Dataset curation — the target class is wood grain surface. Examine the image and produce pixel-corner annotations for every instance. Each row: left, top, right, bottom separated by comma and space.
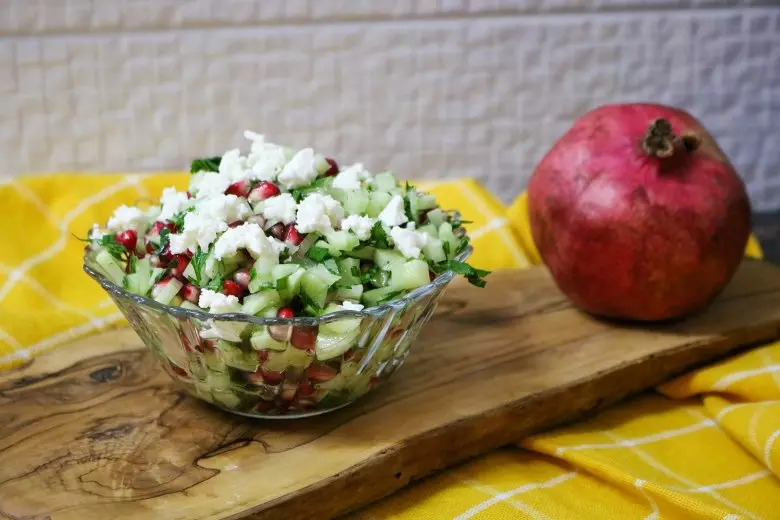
3, 261, 780, 520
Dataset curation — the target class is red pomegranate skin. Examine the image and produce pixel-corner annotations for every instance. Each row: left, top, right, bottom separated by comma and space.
528, 103, 751, 321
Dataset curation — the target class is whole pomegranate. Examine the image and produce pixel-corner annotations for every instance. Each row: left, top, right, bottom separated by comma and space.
528, 103, 751, 321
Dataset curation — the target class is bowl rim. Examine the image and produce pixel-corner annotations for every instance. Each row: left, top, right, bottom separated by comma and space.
83, 245, 471, 326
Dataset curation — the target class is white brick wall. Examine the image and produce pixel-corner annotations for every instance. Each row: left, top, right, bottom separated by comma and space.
2, 1, 779, 208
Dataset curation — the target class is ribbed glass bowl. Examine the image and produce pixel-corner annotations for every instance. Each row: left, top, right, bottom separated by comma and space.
83, 246, 469, 418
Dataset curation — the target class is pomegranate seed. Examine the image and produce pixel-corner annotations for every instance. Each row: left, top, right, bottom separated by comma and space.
152, 221, 177, 234
170, 254, 190, 278
149, 254, 163, 267
429, 270, 436, 282
267, 222, 285, 241
248, 181, 280, 202
324, 157, 339, 177
233, 268, 251, 290
343, 350, 355, 362
186, 191, 193, 199
179, 283, 200, 304
225, 180, 251, 197
228, 220, 245, 228
223, 279, 244, 298
290, 325, 318, 351
200, 339, 216, 353
246, 371, 265, 385
298, 379, 314, 396
261, 369, 284, 385
257, 350, 269, 362
306, 363, 337, 382
276, 307, 295, 319
115, 230, 137, 252
145, 241, 155, 254
284, 224, 304, 246
254, 400, 271, 412
170, 363, 188, 378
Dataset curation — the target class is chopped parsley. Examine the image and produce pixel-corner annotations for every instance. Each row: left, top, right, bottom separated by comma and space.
450, 215, 472, 228
206, 274, 224, 292
189, 248, 209, 286
190, 156, 221, 173
430, 260, 490, 288
368, 222, 390, 249
97, 234, 126, 260
170, 207, 194, 231
307, 246, 331, 263
152, 228, 171, 255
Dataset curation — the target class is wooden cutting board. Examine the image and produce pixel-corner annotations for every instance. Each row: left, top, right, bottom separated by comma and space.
3, 261, 780, 520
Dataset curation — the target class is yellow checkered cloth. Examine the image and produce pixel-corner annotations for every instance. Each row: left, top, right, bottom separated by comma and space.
2, 173, 778, 519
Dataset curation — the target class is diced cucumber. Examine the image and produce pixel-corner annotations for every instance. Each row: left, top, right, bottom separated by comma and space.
301, 271, 330, 309
374, 249, 405, 271
343, 189, 370, 215
204, 251, 221, 280
249, 256, 278, 293
272, 264, 300, 280
182, 261, 196, 282
263, 350, 289, 372
336, 284, 363, 301
320, 303, 363, 335
212, 389, 242, 409
286, 347, 314, 370
180, 301, 200, 311
346, 246, 375, 260
417, 223, 438, 238
326, 230, 359, 253
207, 370, 232, 392
391, 259, 430, 290
152, 278, 184, 305
426, 208, 446, 227
417, 194, 438, 210
373, 171, 398, 192
278, 268, 305, 302
95, 249, 126, 286
129, 257, 154, 295
315, 327, 362, 361
423, 237, 447, 263
242, 290, 281, 316
337, 257, 360, 285
123, 273, 142, 295
362, 286, 401, 306
309, 264, 341, 287
203, 350, 227, 373
367, 191, 392, 218
249, 328, 287, 351
217, 340, 259, 372
438, 222, 457, 259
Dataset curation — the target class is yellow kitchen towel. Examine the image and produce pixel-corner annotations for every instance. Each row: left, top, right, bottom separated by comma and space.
1, 172, 777, 519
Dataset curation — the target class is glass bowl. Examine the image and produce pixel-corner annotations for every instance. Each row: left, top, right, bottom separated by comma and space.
83, 244, 470, 418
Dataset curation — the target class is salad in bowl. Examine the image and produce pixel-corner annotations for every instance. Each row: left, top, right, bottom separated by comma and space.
83, 131, 488, 418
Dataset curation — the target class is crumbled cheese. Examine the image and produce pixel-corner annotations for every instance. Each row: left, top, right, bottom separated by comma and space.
377, 195, 408, 227
199, 289, 241, 312
106, 205, 148, 233
158, 186, 192, 222
219, 148, 249, 183
342, 301, 364, 311
277, 148, 318, 189
193, 172, 231, 199
198, 289, 245, 341
295, 193, 345, 235
340, 215, 375, 241
259, 193, 297, 224
168, 195, 251, 253
212, 222, 281, 262
390, 226, 429, 259
332, 163, 370, 190
88, 223, 105, 240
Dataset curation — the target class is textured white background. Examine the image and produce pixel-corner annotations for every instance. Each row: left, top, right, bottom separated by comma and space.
2, 1, 779, 208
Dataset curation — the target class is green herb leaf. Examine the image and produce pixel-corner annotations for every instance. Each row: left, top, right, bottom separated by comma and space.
369, 222, 390, 249
299, 291, 321, 316
128, 254, 138, 274
153, 228, 171, 255
450, 214, 472, 228
307, 246, 331, 263
122, 275, 130, 290
170, 207, 194, 231
206, 274, 224, 292
190, 156, 222, 173
98, 234, 126, 260
442, 240, 451, 258
350, 265, 360, 279
277, 275, 289, 291
429, 260, 490, 288
189, 248, 208, 286
456, 236, 470, 254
